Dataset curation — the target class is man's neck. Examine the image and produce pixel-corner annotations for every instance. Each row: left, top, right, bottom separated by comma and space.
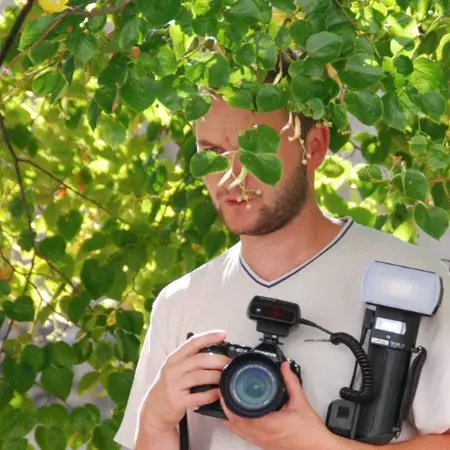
239, 202, 346, 283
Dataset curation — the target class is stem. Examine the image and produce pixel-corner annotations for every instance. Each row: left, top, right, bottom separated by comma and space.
0, 115, 34, 242
18, 157, 130, 224
429, 178, 450, 185
0, 0, 35, 67
69, 0, 132, 17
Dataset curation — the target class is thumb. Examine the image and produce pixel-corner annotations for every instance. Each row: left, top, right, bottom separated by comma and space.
281, 360, 304, 405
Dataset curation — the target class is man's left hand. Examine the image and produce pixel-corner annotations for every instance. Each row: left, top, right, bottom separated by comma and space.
220, 361, 344, 450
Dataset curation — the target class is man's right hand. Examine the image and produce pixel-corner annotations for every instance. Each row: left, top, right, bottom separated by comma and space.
138, 330, 230, 438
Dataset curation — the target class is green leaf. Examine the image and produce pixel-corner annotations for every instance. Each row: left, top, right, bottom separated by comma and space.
0, 410, 35, 440
345, 90, 383, 125
404, 170, 428, 201
119, 17, 139, 49
306, 31, 342, 63
382, 92, 410, 131
289, 58, 323, 79
81, 259, 114, 299
192, 202, 217, 233
203, 230, 227, 258
106, 370, 134, 404
29, 41, 59, 65
414, 204, 449, 240
431, 182, 450, 211
410, 135, 428, 155
101, 118, 127, 147
19, 16, 57, 50
137, 0, 181, 27
92, 420, 120, 450
322, 158, 345, 178
339, 53, 383, 89
3, 360, 35, 393
240, 150, 282, 185
236, 43, 256, 66
289, 20, 311, 48
190, 151, 229, 178
184, 94, 212, 121
255, 32, 277, 69
329, 103, 349, 130
57, 210, 83, 241
419, 92, 446, 122
409, 57, 444, 93
2, 438, 27, 450
238, 124, 280, 154
358, 165, 383, 182
95, 87, 117, 113
228, 89, 254, 110
256, 85, 287, 112
78, 371, 100, 396
296, 0, 331, 14
21, 344, 46, 373
115, 329, 140, 362
307, 97, 325, 119
205, 54, 230, 87
0, 381, 14, 410
117, 310, 144, 335
62, 55, 75, 84
394, 55, 413, 75
228, 0, 261, 23
48, 341, 77, 368
121, 245, 148, 271
121, 76, 156, 113
41, 366, 74, 400
71, 405, 100, 434
32, 71, 65, 97
68, 32, 99, 65
0, 280, 11, 296
38, 236, 66, 262
35, 426, 67, 450
4, 295, 34, 322
36, 404, 69, 429
67, 292, 91, 324
271, 0, 296, 13
155, 246, 178, 270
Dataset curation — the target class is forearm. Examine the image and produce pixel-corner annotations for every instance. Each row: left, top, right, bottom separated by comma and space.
333, 434, 450, 450
135, 427, 179, 450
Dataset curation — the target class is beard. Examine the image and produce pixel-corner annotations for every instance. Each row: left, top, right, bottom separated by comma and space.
218, 161, 309, 236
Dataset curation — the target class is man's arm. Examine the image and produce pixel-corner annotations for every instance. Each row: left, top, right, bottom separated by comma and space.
135, 427, 179, 450
334, 431, 450, 450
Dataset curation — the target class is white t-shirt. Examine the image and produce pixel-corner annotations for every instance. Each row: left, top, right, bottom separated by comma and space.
114, 219, 450, 449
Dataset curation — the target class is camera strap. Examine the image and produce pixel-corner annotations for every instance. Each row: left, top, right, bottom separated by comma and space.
179, 413, 189, 450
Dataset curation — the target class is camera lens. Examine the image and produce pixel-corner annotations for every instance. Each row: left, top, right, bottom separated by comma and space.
229, 363, 278, 411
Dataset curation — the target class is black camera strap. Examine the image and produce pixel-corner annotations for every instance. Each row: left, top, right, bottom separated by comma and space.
180, 413, 189, 450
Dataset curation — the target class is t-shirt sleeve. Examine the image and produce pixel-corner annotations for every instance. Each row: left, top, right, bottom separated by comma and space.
114, 290, 172, 449
409, 260, 450, 435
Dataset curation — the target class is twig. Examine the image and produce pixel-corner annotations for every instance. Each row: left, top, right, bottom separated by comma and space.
0, 246, 16, 278
5, 10, 71, 71
0, 115, 34, 241
429, 178, 450, 185
23, 252, 36, 294
69, 0, 132, 17
18, 157, 130, 224
0, 0, 35, 68
0, 320, 14, 343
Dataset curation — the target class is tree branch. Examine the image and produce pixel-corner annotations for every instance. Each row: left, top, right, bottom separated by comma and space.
69, 0, 132, 17
429, 178, 450, 185
0, 115, 34, 242
0, 0, 35, 68
18, 157, 130, 224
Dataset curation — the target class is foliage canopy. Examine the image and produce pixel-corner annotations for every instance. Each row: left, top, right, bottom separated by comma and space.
0, 0, 449, 449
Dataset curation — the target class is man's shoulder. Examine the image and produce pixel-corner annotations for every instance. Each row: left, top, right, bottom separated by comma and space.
159, 242, 240, 303
349, 221, 448, 276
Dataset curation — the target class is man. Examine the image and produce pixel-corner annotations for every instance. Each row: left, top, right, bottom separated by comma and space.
114, 58, 450, 449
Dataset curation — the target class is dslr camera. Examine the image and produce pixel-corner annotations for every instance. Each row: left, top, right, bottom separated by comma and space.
190, 296, 302, 419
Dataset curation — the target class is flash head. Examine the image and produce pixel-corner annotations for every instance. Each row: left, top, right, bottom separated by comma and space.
361, 261, 443, 316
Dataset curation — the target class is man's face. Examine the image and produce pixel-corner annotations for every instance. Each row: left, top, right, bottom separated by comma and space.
195, 97, 311, 237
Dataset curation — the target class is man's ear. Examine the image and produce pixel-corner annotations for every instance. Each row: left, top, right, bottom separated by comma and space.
305, 125, 330, 170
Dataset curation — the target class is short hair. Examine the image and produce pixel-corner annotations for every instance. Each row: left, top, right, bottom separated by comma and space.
264, 49, 316, 140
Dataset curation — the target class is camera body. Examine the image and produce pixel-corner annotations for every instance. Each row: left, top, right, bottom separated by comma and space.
191, 296, 302, 419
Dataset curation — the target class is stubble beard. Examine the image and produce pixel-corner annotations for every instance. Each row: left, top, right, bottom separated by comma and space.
217, 162, 309, 236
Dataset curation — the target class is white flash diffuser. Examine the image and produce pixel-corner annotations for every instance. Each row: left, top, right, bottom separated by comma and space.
361, 261, 443, 317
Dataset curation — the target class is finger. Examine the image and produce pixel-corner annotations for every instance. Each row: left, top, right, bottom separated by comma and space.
169, 330, 227, 363
180, 369, 222, 390
176, 352, 231, 375
186, 387, 221, 408
281, 361, 303, 404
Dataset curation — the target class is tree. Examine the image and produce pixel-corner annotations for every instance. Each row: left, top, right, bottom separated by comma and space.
0, 0, 448, 448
